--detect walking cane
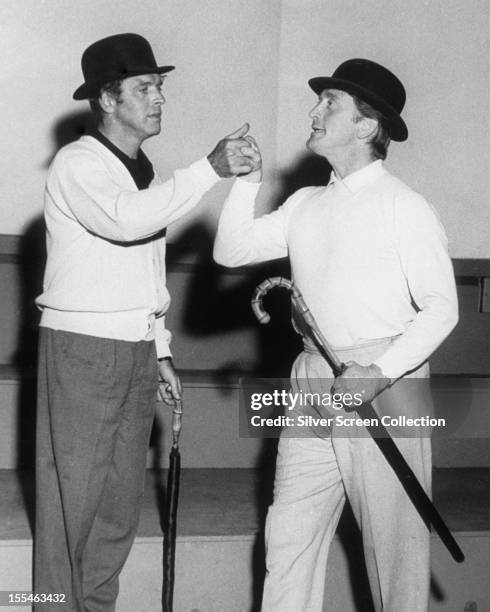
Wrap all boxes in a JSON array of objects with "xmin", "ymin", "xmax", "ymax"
[
  {"xmin": 251, "ymin": 277, "xmax": 464, "ymax": 563},
  {"xmin": 163, "ymin": 398, "xmax": 183, "ymax": 612}
]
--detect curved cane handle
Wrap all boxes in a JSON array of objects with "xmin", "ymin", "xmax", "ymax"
[
  {"xmin": 251, "ymin": 276, "xmax": 344, "ymax": 374},
  {"xmin": 251, "ymin": 276, "xmax": 294, "ymax": 324}
]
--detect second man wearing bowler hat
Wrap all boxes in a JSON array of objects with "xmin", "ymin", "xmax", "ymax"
[
  {"xmin": 214, "ymin": 59, "xmax": 458, "ymax": 610},
  {"xmin": 34, "ymin": 33, "xmax": 260, "ymax": 611}
]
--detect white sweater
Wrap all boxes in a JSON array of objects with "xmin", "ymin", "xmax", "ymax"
[
  {"xmin": 214, "ymin": 161, "xmax": 458, "ymax": 379},
  {"xmin": 36, "ymin": 135, "xmax": 219, "ymax": 357}
]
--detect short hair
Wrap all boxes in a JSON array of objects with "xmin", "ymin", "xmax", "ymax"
[
  {"xmin": 352, "ymin": 96, "xmax": 391, "ymax": 160},
  {"xmin": 89, "ymin": 79, "xmax": 123, "ymax": 122}
]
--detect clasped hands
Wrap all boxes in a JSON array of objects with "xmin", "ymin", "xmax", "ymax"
[
  {"xmin": 331, "ymin": 361, "xmax": 391, "ymax": 408},
  {"xmin": 207, "ymin": 123, "xmax": 262, "ymax": 181}
]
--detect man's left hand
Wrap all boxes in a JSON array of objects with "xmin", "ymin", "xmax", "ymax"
[
  {"xmin": 331, "ymin": 361, "xmax": 390, "ymax": 405},
  {"xmin": 158, "ymin": 357, "xmax": 182, "ymax": 407}
]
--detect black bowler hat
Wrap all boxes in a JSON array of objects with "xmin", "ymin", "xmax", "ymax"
[
  {"xmin": 73, "ymin": 33, "xmax": 175, "ymax": 100},
  {"xmin": 308, "ymin": 58, "xmax": 408, "ymax": 141}
]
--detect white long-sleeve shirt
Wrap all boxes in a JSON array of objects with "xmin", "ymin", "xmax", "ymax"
[
  {"xmin": 214, "ymin": 160, "xmax": 458, "ymax": 379},
  {"xmin": 36, "ymin": 135, "xmax": 220, "ymax": 357}
]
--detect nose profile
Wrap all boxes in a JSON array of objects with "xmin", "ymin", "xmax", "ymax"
[{"xmin": 309, "ymin": 103, "xmax": 319, "ymax": 119}]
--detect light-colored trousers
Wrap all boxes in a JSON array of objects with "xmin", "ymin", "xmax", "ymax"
[{"xmin": 261, "ymin": 338, "xmax": 432, "ymax": 612}]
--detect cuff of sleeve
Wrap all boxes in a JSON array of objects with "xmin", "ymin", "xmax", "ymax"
[
  {"xmin": 155, "ymin": 339, "xmax": 172, "ymax": 360},
  {"xmin": 372, "ymin": 354, "xmax": 404, "ymax": 381},
  {"xmin": 232, "ymin": 177, "xmax": 262, "ymax": 197},
  {"xmin": 189, "ymin": 157, "xmax": 221, "ymax": 191},
  {"xmin": 155, "ymin": 318, "xmax": 172, "ymax": 359}
]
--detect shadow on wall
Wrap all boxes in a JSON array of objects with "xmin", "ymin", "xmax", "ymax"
[
  {"xmin": 15, "ymin": 109, "xmax": 96, "ymax": 369},
  {"xmin": 13, "ymin": 110, "xmax": 95, "ymax": 531},
  {"xmin": 166, "ymin": 153, "xmax": 333, "ymax": 610},
  {"xmin": 173, "ymin": 151, "xmax": 333, "ymax": 378},
  {"xmin": 43, "ymin": 110, "xmax": 95, "ymax": 169},
  {"xmin": 13, "ymin": 124, "xmax": 401, "ymax": 609},
  {"xmin": 271, "ymin": 151, "xmax": 332, "ymax": 208},
  {"xmin": 170, "ymin": 222, "xmax": 299, "ymax": 377}
]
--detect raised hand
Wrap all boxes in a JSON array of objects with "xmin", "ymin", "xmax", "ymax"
[
  {"xmin": 207, "ymin": 123, "xmax": 262, "ymax": 178},
  {"xmin": 239, "ymin": 134, "xmax": 262, "ymax": 183}
]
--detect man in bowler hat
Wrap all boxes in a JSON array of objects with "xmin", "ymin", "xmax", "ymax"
[
  {"xmin": 34, "ymin": 33, "xmax": 260, "ymax": 610},
  {"xmin": 214, "ymin": 59, "xmax": 458, "ymax": 610}
]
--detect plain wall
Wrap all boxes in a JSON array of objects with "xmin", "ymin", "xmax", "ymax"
[
  {"xmin": 0, "ymin": 0, "xmax": 281, "ymax": 243},
  {"xmin": 275, "ymin": 0, "xmax": 490, "ymax": 257},
  {"xmin": 1, "ymin": 1, "xmax": 489, "ymax": 257}
]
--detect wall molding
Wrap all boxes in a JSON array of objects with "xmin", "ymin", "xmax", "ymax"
[{"xmin": 1, "ymin": 234, "xmax": 489, "ymax": 278}]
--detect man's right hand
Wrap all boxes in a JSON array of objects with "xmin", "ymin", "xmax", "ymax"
[{"xmin": 207, "ymin": 123, "xmax": 261, "ymax": 178}]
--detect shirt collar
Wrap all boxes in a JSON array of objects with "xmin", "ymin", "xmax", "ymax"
[{"xmin": 327, "ymin": 159, "xmax": 386, "ymax": 194}]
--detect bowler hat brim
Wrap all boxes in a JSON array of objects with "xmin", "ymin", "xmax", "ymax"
[
  {"xmin": 73, "ymin": 65, "xmax": 175, "ymax": 100},
  {"xmin": 308, "ymin": 76, "xmax": 408, "ymax": 142}
]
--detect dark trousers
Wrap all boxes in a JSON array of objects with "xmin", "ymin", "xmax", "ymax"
[{"xmin": 34, "ymin": 328, "xmax": 157, "ymax": 611}]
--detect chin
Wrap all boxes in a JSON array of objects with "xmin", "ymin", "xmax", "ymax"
[
  {"xmin": 306, "ymin": 137, "xmax": 319, "ymax": 154},
  {"xmin": 148, "ymin": 125, "xmax": 162, "ymax": 138}
]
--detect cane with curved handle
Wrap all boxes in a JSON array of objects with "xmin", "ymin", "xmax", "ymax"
[
  {"xmin": 252, "ymin": 276, "xmax": 345, "ymax": 375},
  {"xmin": 163, "ymin": 398, "xmax": 183, "ymax": 612},
  {"xmin": 251, "ymin": 276, "xmax": 464, "ymax": 563}
]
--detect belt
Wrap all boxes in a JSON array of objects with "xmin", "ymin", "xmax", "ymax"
[{"xmin": 302, "ymin": 334, "xmax": 400, "ymax": 355}]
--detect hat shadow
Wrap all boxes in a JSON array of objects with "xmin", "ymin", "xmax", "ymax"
[
  {"xmin": 43, "ymin": 109, "xmax": 95, "ymax": 168},
  {"xmin": 269, "ymin": 152, "xmax": 332, "ymax": 209}
]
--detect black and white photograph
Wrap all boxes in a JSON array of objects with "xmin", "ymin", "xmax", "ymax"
[{"xmin": 0, "ymin": 1, "xmax": 488, "ymax": 610}]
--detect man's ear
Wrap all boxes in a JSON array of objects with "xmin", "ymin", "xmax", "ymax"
[
  {"xmin": 356, "ymin": 116, "xmax": 378, "ymax": 141},
  {"xmin": 99, "ymin": 91, "xmax": 117, "ymax": 115}
]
